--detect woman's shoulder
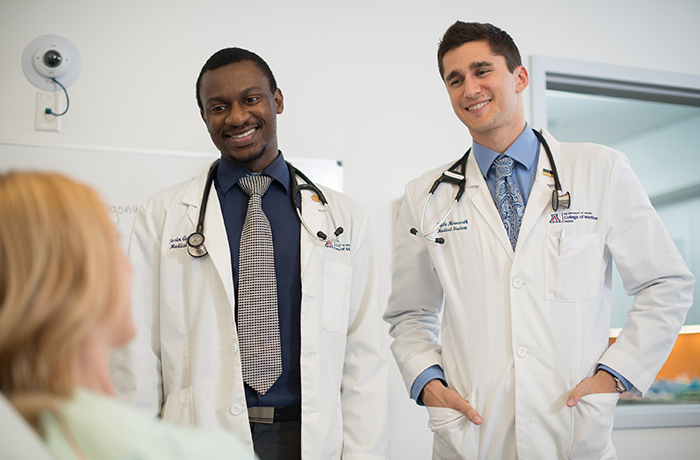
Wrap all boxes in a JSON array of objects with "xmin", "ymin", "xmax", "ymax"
[{"xmin": 41, "ymin": 389, "xmax": 254, "ymax": 460}]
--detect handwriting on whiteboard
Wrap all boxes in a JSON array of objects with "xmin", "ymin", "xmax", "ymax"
[{"xmin": 106, "ymin": 204, "xmax": 139, "ymax": 225}]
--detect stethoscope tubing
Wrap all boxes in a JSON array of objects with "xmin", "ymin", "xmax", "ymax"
[
  {"xmin": 187, "ymin": 160, "xmax": 342, "ymax": 258},
  {"xmin": 413, "ymin": 129, "xmax": 570, "ymax": 244}
]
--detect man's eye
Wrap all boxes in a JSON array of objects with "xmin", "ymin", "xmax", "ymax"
[
  {"xmin": 449, "ymin": 78, "xmax": 462, "ymax": 87},
  {"xmin": 210, "ymin": 105, "xmax": 225, "ymax": 113},
  {"xmin": 245, "ymin": 96, "xmax": 260, "ymax": 104}
]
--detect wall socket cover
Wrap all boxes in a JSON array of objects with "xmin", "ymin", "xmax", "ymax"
[{"xmin": 35, "ymin": 91, "xmax": 61, "ymax": 132}]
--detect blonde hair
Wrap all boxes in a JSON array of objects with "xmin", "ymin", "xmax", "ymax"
[{"xmin": 0, "ymin": 172, "xmax": 127, "ymax": 427}]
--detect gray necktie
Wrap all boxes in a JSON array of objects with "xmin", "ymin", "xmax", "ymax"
[
  {"xmin": 493, "ymin": 155, "xmax": 525, "ymax": 251},
  {"xmin": 237, "ymin": 174, "xmax": 282, "ymax": 395}
]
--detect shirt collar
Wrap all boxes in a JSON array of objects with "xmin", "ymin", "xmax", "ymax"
[
  {"xmin": 216, "ymin": 151, "xmax": 292, "ymax": 195},
  {"xmin": 473, "ymin": 123, "xmax": 539, "ymax": 178}
]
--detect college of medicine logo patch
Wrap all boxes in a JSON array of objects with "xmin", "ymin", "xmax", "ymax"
[
  {"xmin": 549, "ymin": 214, "xmax": 561, "ymax": 224},
  {"xmin": 325, "ymin": 241, "xmax": 351, "ymax": 252}
]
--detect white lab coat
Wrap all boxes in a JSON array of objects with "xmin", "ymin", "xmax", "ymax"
[
  {"xmin": 111, "ymin": 160, "xmax": 390, "ymax": 460},
  {"xmin": 384, "ymin": 130, "xmax": 694, "ymax": 460}
]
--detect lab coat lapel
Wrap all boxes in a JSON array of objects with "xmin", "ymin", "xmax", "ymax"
[
  {"xmin": 299, "ymin": 187, "xmax": 327, "ymax": 279},
  {"xmin": 516, "ymin": 138, "xmax": 555, "ymax": 251},
  {"xmin": 183, "ymin": 165, "xmax": 235, "ymax": 309},
  {"xmin": 464, "ymin": 153, "xmax": 515, "ymax": 259}
]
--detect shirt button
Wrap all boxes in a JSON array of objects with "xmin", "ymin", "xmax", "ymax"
[
  {"xmin": 512, "ymin": 279, "xmax": 523, "ymax": 288},
  {"xmin": 516, "ymin": 347, "xmax": 527, "ymax": 357},
  {"xmin": 230, "ymin": 405, "xmax": 242, "ymax": 415},
  {"xmin": 232, "ymin": 343, "xmax": 238, "ymax": 353}
]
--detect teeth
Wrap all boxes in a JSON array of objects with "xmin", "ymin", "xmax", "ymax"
[
  {"xmin": 468, "ymin": 101, "xmax": 490, "ymax": 111},
  {"xmin": 231, "ymin": 128, "xmax": 256, "ymax": 139}
]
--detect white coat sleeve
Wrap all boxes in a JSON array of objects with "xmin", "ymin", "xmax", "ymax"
[
  {"xmin": 338, "ymin": 210, "xmax": 390, "ymax": 460},
  {"xmin": 110, "ymin": 203, "xmax": 164, "ymax": 417},
  {"xmin": 599, "ymin": 152, "xmax": 694, "ymax": 396},
  {"xmin": 383, "ymin": 185, "xmax": 446, "ymax": 395}
]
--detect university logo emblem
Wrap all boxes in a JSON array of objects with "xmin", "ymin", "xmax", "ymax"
[{"xmin": 549, "ymin": 214, "xmax": 561, "ymax": 224}]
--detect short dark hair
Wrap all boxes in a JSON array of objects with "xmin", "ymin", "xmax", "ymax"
[
  {"xmin": 437, "ymin": 22, "xmax": 522, "ymax": 79},
  {"xmin": 196, "ymin": 47, "xmax": 278, "ymax": 111}
]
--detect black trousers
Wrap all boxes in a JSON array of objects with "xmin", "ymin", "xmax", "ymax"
[{"xmin": 250, "ymin": 419, "xmax": 301, "ymax": 460}]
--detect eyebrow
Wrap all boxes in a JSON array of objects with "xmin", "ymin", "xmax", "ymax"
[
  {"xmin": 444, "ymin": 69, "xmax": 463, "ymax": 82},
  {"xmin": 470, "ymin": 61, "xmax": 493, "ymax": 71},
  {"xmin": 241, "ymin": 86, "xmax": 265, "ymax": 95},
  {"xmin": 444, "ymin": 61, "xmax": 494, "ymax": 82},
  {"xmin": 204, "ymin": 86, "xmax": 266, "ymax": 105}
]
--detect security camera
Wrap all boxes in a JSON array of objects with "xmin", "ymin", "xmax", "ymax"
[
  {"xmin": 22, "ymin": 35, "xmax": 81, "ymax": 91},
  {"xmin": 33, "ymin": 44, "xmax": 71, "ymax": 78},
  {"xmin": 43, "ymin": 50, "xmax": 63, "ymax": 68}
]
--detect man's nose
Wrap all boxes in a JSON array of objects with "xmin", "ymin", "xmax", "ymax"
[
  {"xmin": 463, "ymin": 77, "xmax": 481, "ymax": 99},
  {"xmin": 226, "ymin": 103, "xmax": 250, "ymax": 125}
]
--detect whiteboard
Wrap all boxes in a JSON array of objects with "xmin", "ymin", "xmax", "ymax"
[{"xmin": 0, "ymin": 141, "xmax": 343, "ymax": 250}]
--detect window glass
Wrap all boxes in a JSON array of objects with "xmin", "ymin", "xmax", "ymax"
[{"xmin": 546, "ymin": 89, "xmax": 700, "ymax": 328}]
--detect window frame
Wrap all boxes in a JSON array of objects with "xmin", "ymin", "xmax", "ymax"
[{"xmin": 530, "ymin": 56, "xmax": 700, "ymax": 429}]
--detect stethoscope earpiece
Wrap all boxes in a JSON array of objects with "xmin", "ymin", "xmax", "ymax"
[
  {"xmin": 411, "ymin": 227, "xmax": 445, "ymax": 244},
  {"xmin": 290, "ymin": 164, "xmax": 343, "ymax": 244}
]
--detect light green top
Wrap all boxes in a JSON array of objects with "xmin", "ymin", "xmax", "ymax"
[{"xmin": 40, "ymin": 389, "xmax": 255, "ymax": 460}]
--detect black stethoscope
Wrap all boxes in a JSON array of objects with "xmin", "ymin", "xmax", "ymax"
[
  {"xmin": 187, "ymin": 159, "xmax": 344, "ymax": 258},
  {"xmin": 411, "ymin": 129, "xmax": 571, "ymax": 244}
]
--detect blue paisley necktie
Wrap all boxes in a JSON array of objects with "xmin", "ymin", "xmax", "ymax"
[{"xmin": 493, "ymin": 155, "xmax": 525, "ymax": 251}]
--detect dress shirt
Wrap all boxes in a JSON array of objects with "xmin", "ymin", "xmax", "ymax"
[
  {"xmin": 473, "ymin": 122, "xmax": 540, "ymax": 206},
  {"xmin": 215, "ymin": 152, "xmax": 302, "ymax": 408},
  {"xmin": 410, "ymin": 124, "xmax": 631, "ymax": 404}
]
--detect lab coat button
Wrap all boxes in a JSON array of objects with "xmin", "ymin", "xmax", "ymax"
[
  {"xmin": 512, "ymin": 279, "xmax": 523, "ymax": 288},
  {"xmin": 516, "ymin": 347, "xmax": 527, "ymax": 357},
  {"xmin": 230, "ymin": 405, "xmax": 242, "ymax": 415}
]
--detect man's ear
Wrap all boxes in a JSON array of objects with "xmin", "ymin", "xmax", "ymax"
[
  {"xmin": 275, "ymin": 88, "xmax": 284, "ymax": 114},
  {"xmin": 514, "ymin": 65, "xmax": 529, "ymax": 94}
]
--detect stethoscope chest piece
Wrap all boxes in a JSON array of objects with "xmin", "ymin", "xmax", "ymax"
[
  {"xmin": 187, "ymin": 232, "xmax": 208, "ymax": 258},
  {"xmin": 552, "ymin": 189, "xmax": 571, "ymax": 212}
]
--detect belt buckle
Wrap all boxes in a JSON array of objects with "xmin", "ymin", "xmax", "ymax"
[{"xmin": 248, "ymin": 406, "xmax": 275, "ymax": 424}]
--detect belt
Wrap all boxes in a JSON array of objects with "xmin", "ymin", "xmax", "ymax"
[{"xmin": 248, "ymin": 405, "xmax": 301, "ymax": 424}]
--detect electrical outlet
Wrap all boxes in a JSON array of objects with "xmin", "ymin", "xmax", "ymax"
[{"xmin": 35, "ymin": 90, "xmax": 61, "ymax": 132}]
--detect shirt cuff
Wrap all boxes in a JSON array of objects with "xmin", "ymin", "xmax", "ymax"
[
  {"xmin": 410, "ymin": 365, "xmax": 446, "ymax": 406},
  {"xmin": 597, "ymin": 364, "xmax": 632, "ymax": 393}
]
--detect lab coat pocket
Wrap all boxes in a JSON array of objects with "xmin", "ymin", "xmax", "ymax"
[
  {"xmin": 546, "ymin": 234, "xmax": 601, "ymax": 302},
  {"xmin": 427, "ymin": 401, "xmax": 478, "ymax": 460},
  {"xmin": 322, "ymin": 260, "xmax": 353, "ymax": 333},
  {"xmin": 161, "ymin": 386, "xmax": 194, "ymax": 426},
  {"xmin": 568, "ymin": 392, "xmax": 618, "ymax": 460}
]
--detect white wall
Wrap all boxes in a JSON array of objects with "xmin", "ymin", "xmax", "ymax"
[{"xmin": 2, "ymin": 0, "xmax": 700, "ymax": 458}]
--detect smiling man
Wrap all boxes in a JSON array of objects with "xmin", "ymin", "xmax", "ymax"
[
  {"xmin": 112, "ymin": 48, "xmax": 389, "ymax": 460},
  {"xmin": 384, "ymin": 22, "xmax": 694, "ymax": 459}
]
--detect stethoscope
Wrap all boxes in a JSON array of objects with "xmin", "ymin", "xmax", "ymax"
[
  {"xmin": 411, "ymin": 129, "xmax": 571, "ymax": 244},
  {"xmin": 187, "ymin": 159, "xmax": 344, "ymax": 258}
]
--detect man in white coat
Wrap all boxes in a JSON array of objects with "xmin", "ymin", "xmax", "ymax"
[
  {"xmin": 384, "ymin": 21, "xmax": 694, "ymax": 459},
  {"xmin": 111, "ymin": 48, "xmax": 389, "ymax": 460}
]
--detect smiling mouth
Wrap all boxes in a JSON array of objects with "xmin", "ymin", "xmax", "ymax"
[
  {"xmin": 468, "ymin": 100, "xmax": 491, "ymax": 111},
  {"xmin": 227, "ymin": 127, "xmax": 257, "ymax": 139}
]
